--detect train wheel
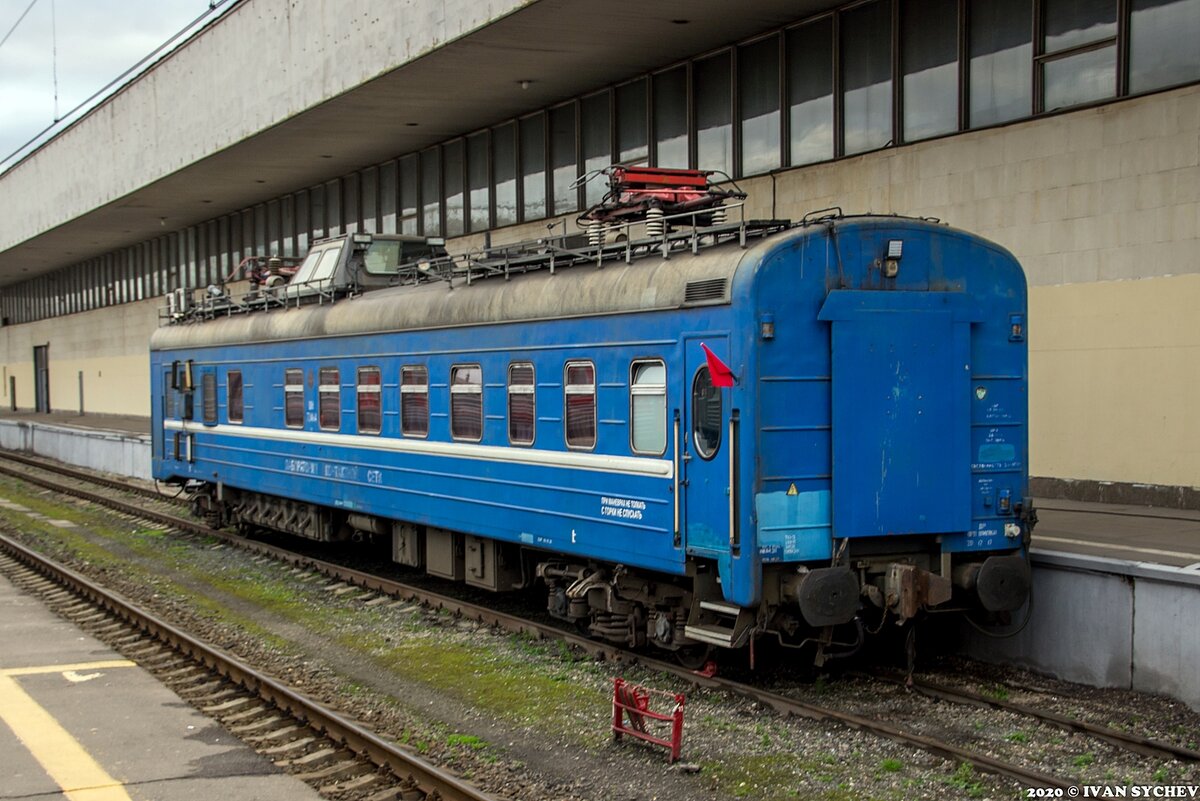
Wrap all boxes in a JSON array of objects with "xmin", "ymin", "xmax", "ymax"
[{"xmin": 674, "ymin": 644, "xmax": 712, "ymax": 670}]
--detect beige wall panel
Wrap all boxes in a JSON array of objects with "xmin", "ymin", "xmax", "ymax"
[
  {"xmin": 1029, "ymin": 275, "xmax": 1200, "ymax": 487},
  {"xmin": 0, "ymin": 299, "xmax": 158, "ymax": 416}
]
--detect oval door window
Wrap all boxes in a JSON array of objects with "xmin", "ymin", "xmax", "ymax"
[{"xmin": 691, "ymin": 366, "xmax": 722, "ymax": 459}]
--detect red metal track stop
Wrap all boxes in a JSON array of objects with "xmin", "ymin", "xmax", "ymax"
[{"xmin": 611, "ymin": 677, "xmax": 686, "ymax": 763}]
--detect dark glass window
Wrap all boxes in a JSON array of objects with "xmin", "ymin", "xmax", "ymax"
[
  {"xmin": 361, "ymin": 167, "xmax": 378, "ymax": 234},
  {"xmin": 903, "ymin": 0, "xmax": 959, "ymax": 141},
  {"xmin": 630, "ymin": 360, "xmax": 666, "ymax": 455},
  {"xmin": 493, "ymin": 123, "xmax": 518, "ymax": 227},
  {"xmin": 467, "ymin": 132, "xmax": 490, "ymax": 232},
  {"xmin": 581, "ymin": 92, "xmax": 611, "ymax": 207},
  {"xmin": 380, "ymin": 161, "xmax": 397, "ymax": 234},
  {"xmin": 357, "ymin": 366, "xmax": 381, "ymax": 435},
  {"xmin": 654, "ymin": 67, "xmax": 689, "ymax": 168},
  {"xmin": 202, "ymin": 372, "xmax": 217, "ymax": 424},
  {"xmin": 1041, "ymin": 0, "xmax": 1117, "ymax": 110},
  {"xmin": 739, "ymin": 36, "xmax": 781, "ymax": 175},
  {"xmin": 443, "ymin": 139, "xmax": 465, "ymax": 237},
  {"xmin": 1129, "ymin": 0, "xmax": 1200, "ymax": 92},
  {"xmin": 451, "ymin": 364, "xmax": 483, "ymax": 441},
  {"xmin": 787, "ymin": 19, "xmax": 835, "ymax": 165},
  {"xmin": 1044, "ymin": 47, "xmax": 1116, "ymax": 110},
  {"xmin": 318, "ymin": 367, "xmax": 340, "ymax": 431},
  {"xmin": 325, "ymin": 182, "xmax": 341, "ymax": 237},
  {"xmin": 565, "ymin": 361, "xmax": 596, "ymax": 449},
  {"xmin": 400, "ymin": 366, "xmax": 429, "ymax": 437},
  {"xmin": 507, "ymin": 362, "xmax": 535, "ymax": 446},
  {"xmin": 399, "ymin": 154, "xmax": 419, "ymax": 235},
  {"xmin": 550, "ymin": 104, "xmax": 578, "ymax": 216},
  {"xmin": 227, "ymin": 370, "xmax": 243, "ymax": 424},
  {"xmin": 285, "ymin": 368, "xmax": 304, "ymax": 428},
  {"xmin": 342, "ymin": 174, "xmax": 359, "ymax": 234},
  {"xmin": 520, "ymin": 114, "xmax": 546, "ymax": 221},
  {"xmin": 1045, "ymin": 0, "xmax": 1116, "ymax": 50},
  {"xmin": 617, "ymin": 79, "xmax": 648, "ymax": 164},
  {"xmin": 420, "ymin": 148, "xmax": 441, "ymax": 235},
  {"xmin": 695, "ymin": 53, "xmax": 733, "ymax": 174},
  {"xmin": 969, "ymin": 0, "xmax": 1033, "ymax": 127},
  {"xmin": 692, "ymin": 367, "xmax": 722, "ymax": 459},
  {"xmin": 842, "ymin": 0, "xmax": 893, "ymax": 154}
]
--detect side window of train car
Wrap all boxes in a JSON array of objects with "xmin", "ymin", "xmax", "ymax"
[
  {"xmin": 450, "ymin": 364, "xmax": 483, "ymax": 442},
  {"xmin": 227, "ymin": 370, "xmax": 244, "ymax": 424},
  {"xmin": 630, "ymin": 359, "xmax": 666, "ymax": 455},
  {"xmin": 564, "ymin": 361, "xmax": 596, "ymax": 450},
  {"xmin": 318, "ymin": 367, "xmax": 341, "ymax": 431},
  {"xmin": 507, "ymin": 362, "xmax": 535, "ymax": 446},
  {"xmin": 201, "ymin": 371, "xmax": 218, "ymax": 425},
  {"xmin": 691, "ymin": 366, "xmax": 721, "ymax": 459},
  {"xmin": 284, "ymin": 368, "xmax": 304, "ymax": 428},
  {"xmin": 357, "ymin": 366, "xmax": 382, "ymax": 435},
  {"xmin": 400, "ymin": 365, "xmax": 429, "ymax": 437}
]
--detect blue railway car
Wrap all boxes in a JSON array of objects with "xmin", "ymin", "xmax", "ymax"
[{"xmin": 150, "ymin": 216, "xmax": 1034, "ymax": 664}]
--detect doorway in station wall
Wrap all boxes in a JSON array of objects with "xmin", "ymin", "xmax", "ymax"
[{"xmin": 33, "ymin": 344, "xmax": 49, "ymax": 413}]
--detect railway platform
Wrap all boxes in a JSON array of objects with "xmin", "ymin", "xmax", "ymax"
[{"xmin": 0, "ymin": 569, "xmax": 322, "ymax": 801}]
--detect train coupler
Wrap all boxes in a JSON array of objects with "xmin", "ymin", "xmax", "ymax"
[{"xmin": 884, "ymin": 563, "xmax": 952, "ymax": 623}]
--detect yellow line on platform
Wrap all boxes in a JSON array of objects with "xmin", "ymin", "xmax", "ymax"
[
  {"xmin": 0, "ymin": 659, "xmax": 135, "ymax": 677},
  {"xmin": 0, "ymin": 669, "xmax": 134, "ymax": 801}
]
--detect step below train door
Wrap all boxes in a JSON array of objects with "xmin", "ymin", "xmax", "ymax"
[{"xmin": 818, "ymin": 291, "xmax": 980, "ymax": 539}]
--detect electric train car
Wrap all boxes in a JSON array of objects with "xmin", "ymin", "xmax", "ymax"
[{"xmin": 150, "ymin": 214, "xmax": 1034, "ymax": 665}]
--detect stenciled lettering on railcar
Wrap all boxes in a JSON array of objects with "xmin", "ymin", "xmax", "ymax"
[
  {"xmin": 284, "ymin": 458, "xmax": 319, "ymax": 475},
  {"xmin": 324, "ymin": 464, "xmax": 359, "ymax": 481},
  {"xmin": 600, "ymin": 495, "xmax": 646, "ymax": 521}
]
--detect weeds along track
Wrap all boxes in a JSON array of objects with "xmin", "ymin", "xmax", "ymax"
[{"xmin": 2, "ymin": 449, "xmax": 1196, "ymax": 792}]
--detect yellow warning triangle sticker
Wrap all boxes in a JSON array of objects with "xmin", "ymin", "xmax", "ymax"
[{"xmin": 786, "ymin": 483, "xmax": 798, "ymax": 496}]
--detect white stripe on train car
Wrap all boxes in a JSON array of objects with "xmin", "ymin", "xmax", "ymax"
[{"xmin": 162, "ymin": 420, "xmax": 673, "ymax": 479}]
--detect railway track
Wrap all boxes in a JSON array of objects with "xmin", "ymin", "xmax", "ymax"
[
  {"xmin": 1, "ymin": 450, "xmax": 1195, "ymax": 792},
  {"xmin": 0, "ymin": 533, "xmax": 502, "ymax": 801}
]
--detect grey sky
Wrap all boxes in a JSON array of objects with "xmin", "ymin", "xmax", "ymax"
[{"xmin": 0, "ymin": 0, "xmax": 219, "ymax": 169}]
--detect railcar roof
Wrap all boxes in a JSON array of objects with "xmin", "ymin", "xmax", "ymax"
[{"xmin": 147, "ymin": 215, "xmax": 970, "ymax": 352}]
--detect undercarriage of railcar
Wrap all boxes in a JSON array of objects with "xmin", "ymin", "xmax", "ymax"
[{"xmin": 182, "ymin": 480, "xmax": 1033, "ymax": 667}]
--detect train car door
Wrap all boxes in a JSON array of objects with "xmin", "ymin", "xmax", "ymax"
[
  {"xmin": 33, "ymin": 344, "xmax": 50, "ymax": 413},
  {"xmin": 681, "ymin": 335, "xmax": 731, "ymax": 557}
]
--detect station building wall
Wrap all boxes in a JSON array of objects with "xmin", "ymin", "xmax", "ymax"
[{"xmin": 0, "ymin": 298, "xmax": 157, "ymax": 417}]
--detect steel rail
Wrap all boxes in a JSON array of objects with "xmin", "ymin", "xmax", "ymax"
[
  {"xmin": 865, "ymin": 671, "xmax": 1200, "ymax": 763},
  {"xmin": 0, "ymin": 532, "xmax": 502, "ymax": 801},
  {"xmin": 0, "ymin": 451, "xmax": 1082, "ymax": 789}
]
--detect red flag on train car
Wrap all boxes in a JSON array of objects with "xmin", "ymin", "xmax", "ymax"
[{"xmin": 700, "ymin": 342, "xmax": 736, "ymax": 387}]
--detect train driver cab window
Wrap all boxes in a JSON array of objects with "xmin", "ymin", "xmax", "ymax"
[
  {"xmin": 508, "ymin": 362, "xmax": 535, "ymax": 446},
  {"xmin": 450, "ymin": 364, "xmax": 483, "ymax": 441},
  {"xmin": 692, "ymin": 366, "xmax": 722, "ymax": 459},
  {"xmin": 357, "ymin": 366, "xmax": 382, "ymax": 434},
  {"xmin": 400, "ymin": 365, "xmax": 429, "ymax": 437},
  {"xmin": 201, "ymin": 372, "xmax": 218, "ymax": 425},
  {"xmin": 630, "ymin": 360, "xmax": 666, "ymax": 455},
  {"xmin": 227, "ymin": 370, "xmax": 243, "ymax": 423},
  {"xmin": 565, "ymin": 361, "xmax": 596, "ymax": 450},
  {"xmin": 318, "ymin": 367, "xmax": 340, "ymax": 431},
  {"xmin": 284, "ymin": 368, "xmax": 304, "ymax": 428}
]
